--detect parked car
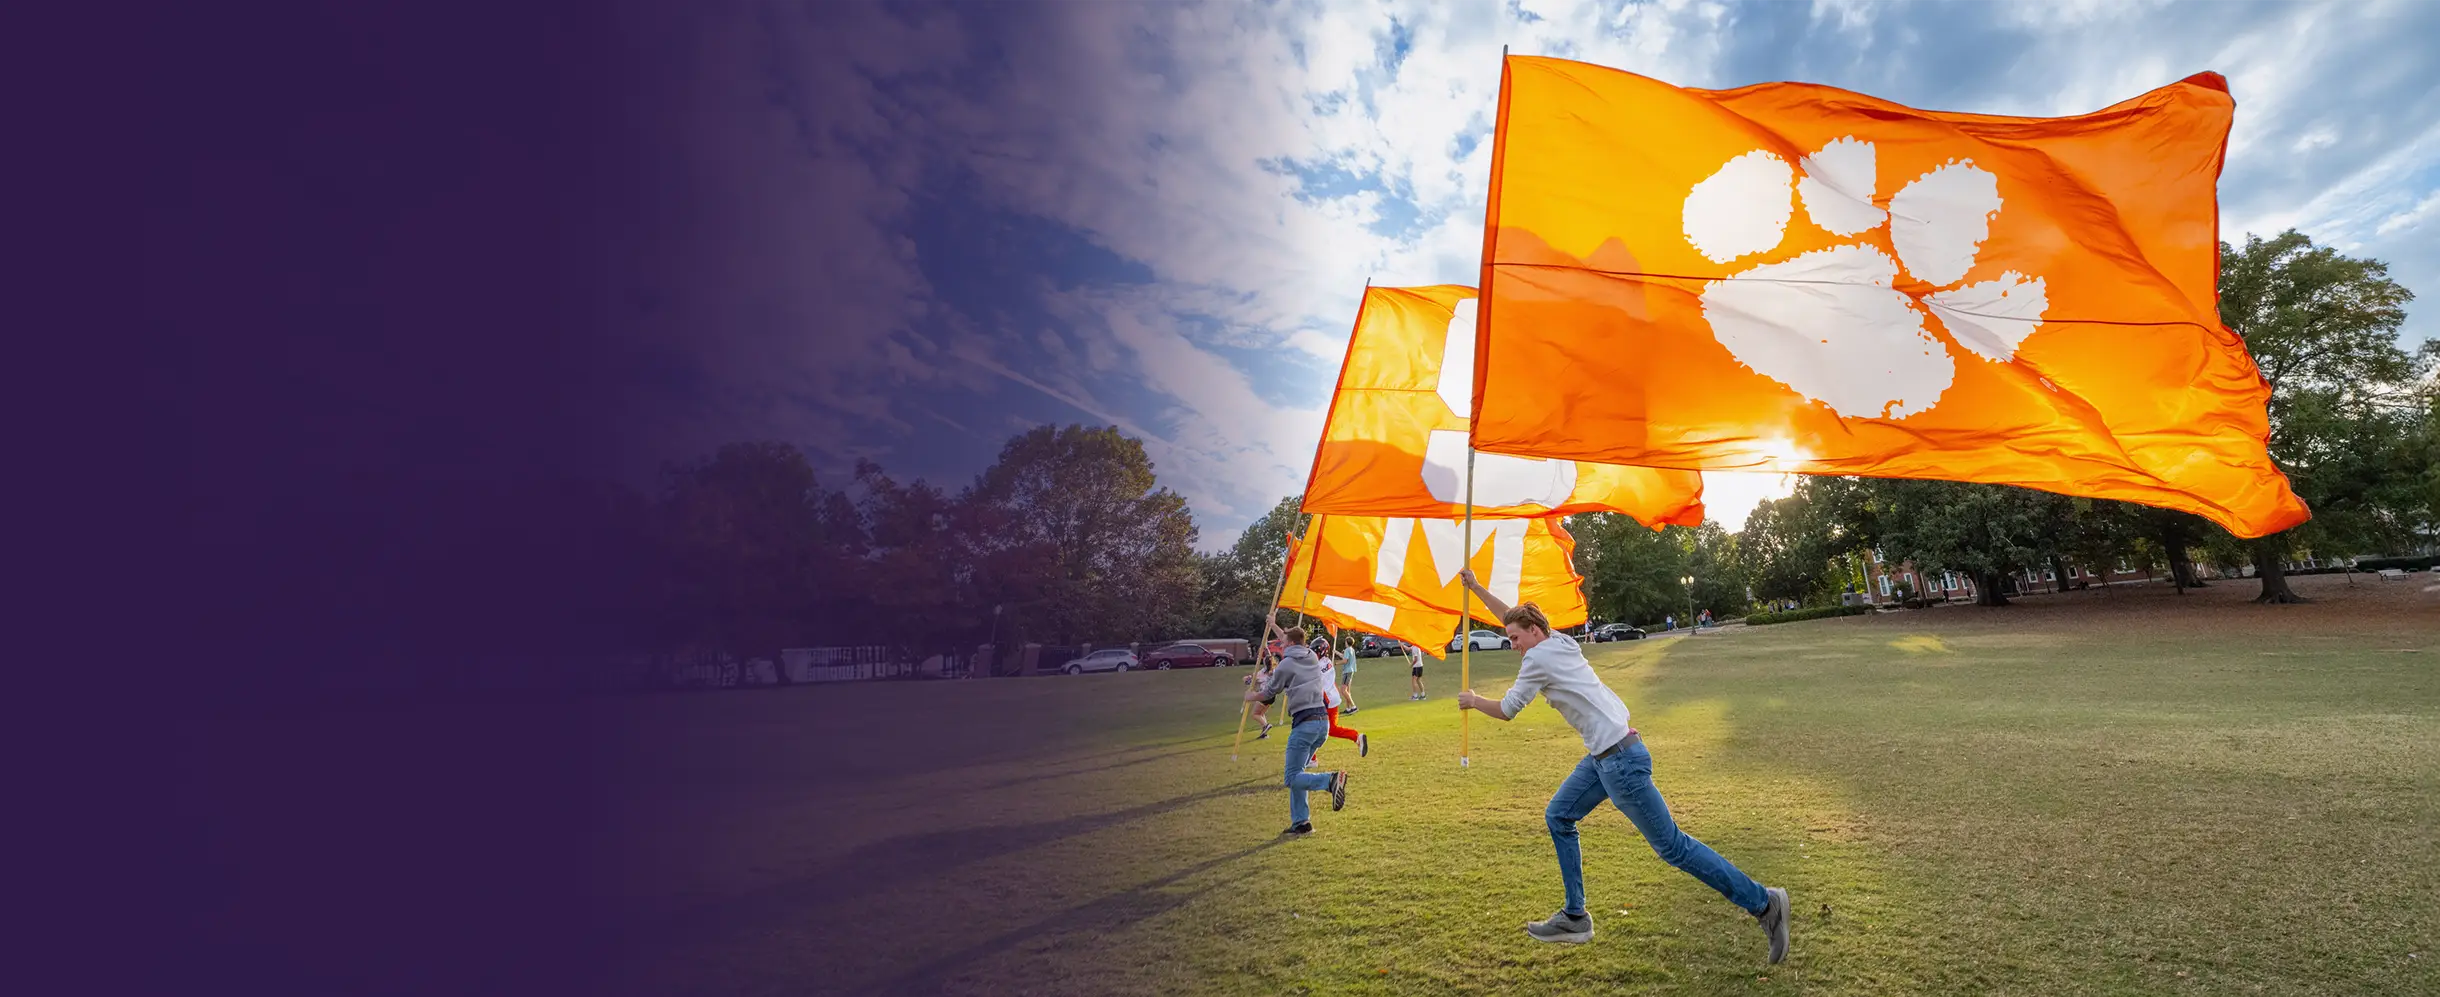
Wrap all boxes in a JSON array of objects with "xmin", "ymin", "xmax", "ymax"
[
  {"xmin": 1142, "ymin": 642, "xmax": 1234, "ymax": 669},
  {"xmin": 1060, "ymin": 649, "xmax": 1138, "ymax": 674},
  {"xmin": 1589, "ymin": 623, "xmax": 1646, "ymax": 642},
  {"xmin": 1357, "ymin": 635, "xmax": 1407, "ymax": 658},
  {"xmin": 1447, "ymin": 629, "xmax": 1511, "ymax": 652}
]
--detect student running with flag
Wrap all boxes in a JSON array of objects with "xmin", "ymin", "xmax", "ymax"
[
  {"xmin": 1453, "ymin": 568, "xmax": 1789, "ymax": 962},
  {"xmin": 1243, "ymin": 613, "xmax": 1347, "ymax": 836},
  {"xmin": 1310, "ymin": 643, "xmax": 1367, "ymax": 765}
]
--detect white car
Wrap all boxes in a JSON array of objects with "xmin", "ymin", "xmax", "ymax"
[
  {"xmin": 1447, "ymin": 629, "xmax": 1511, "ymax": 652},
  {"xmin": 1061, "ymin": 649, "xmax": 1138, "ymax": 674}
]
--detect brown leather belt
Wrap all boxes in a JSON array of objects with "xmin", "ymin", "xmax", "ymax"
[{"xmin": 1593, "ymin": 729, "xmax": 1644, "ymax": 759}]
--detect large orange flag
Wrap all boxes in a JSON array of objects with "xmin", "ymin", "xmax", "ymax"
[
  {"xmin": 1303, "ymin": 513, "xmax": 1588, "ymax": 633},
  {"xmin": 1469, "ymin": 56, "xmax": 2306, "ymax": 538},
  {"xmin": 1303, "ymin": 284, "xmax": 1705, "ymax": 526},
  {"xmin": 1278, "ymin": 520, "xmax": 1463, "ymax": 660}
]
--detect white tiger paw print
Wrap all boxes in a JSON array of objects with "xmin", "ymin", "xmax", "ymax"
[{"xmin": 1682, "ymin": 137, "xmax": 2048, "ymax": 419}]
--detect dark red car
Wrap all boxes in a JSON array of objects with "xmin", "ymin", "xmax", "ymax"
[{"xmin": 1142, "ymin": 642, "xmax": 1236, "ymax": 669}]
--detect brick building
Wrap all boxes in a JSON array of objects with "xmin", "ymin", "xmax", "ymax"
[{"xmin": 1851, "ymin": 549, "xmax": 2182, "ymax": 606}]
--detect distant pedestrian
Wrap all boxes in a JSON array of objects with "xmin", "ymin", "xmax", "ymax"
[
  {"xmin": 1453, "ymin": 568, "xmax": 1789, "ymax": 962},
  {"xmin": 1243, "ymin": 658, "xmax": 1276, "ymax": 739},
  {"xmin": 1244, "ymin": 614, "xmax": 1347, "ymax": 836},
  {"xmin": 1336, "ymin": 639, "xmax": 1361, "ymax": 714},
  {"xmin": 1407, "ymin": 641, "xmax": 1426, "ymax": 700}
]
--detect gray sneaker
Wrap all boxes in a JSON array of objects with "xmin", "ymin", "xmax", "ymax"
[
  {"xmin": 1328, "ymin": 770, "xmax": 1349, "ymax": 811},
  {"xmin": 1757, "ymin": 886, "xmax": 1789, "ymax": 964},
  {"xmin": 1524, "ymin": 909, "xmax": 1593, "ymax": 944}
]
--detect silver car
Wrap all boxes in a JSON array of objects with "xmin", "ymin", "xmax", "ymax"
[
  {"xmin": 1446, "ymin": 629, "xmax": 1511, "ymax": 652},
  {"xmin": 1061, "ymin": 649, "xmax": 1138, "ymax": 674}
]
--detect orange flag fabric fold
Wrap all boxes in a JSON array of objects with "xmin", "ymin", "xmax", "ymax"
[
  {"xmin": 1302, "ymin": 513, "xmax": 1588, "ymax": 634},
  {"xmin": 1303, "ymin": 284, "xmax": 1704, "ymax": 527},
  {"xmin": 1469, "ymin": 55, "xmax": 2306, "ymax": 538},
  {"xmin": 1278, "ymin": 521, "xmax": 1464, "ymax": 660}
]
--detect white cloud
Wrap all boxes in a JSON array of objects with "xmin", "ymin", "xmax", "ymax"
[
  {"xmin": 968, "ymin": 0, "xmax": 1747, "ymax": 543},
  {"xmin": 2376, "ymin": 190, "xmax": 2440, "ymax": 237},
  {"xmin": 1286, "ymin": 329, "xmax": 1348, "ymax": 360}
]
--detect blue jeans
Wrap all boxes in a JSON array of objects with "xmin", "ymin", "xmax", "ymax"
[
  {"xmin": 1546, "ymin": 741, "xmax": 1767, "ymax": 915},
  {"xmin": 1282, "ymin": 718, "xmax": 1334, "ymax": 823}
]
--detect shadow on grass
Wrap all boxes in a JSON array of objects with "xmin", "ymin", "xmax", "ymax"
[
  {"xmin": 963, "ymin": 740, "xmax": 1233, "ymax": 796},
  {"xmin": 617, "ymin": 779, "xmax": 1277, "ymax": 950},
  {"xmin": 847, "ymin": 836, "xmax": 1290, "ymax": 997}
]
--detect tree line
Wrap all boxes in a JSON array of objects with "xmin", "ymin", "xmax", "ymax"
[{"xmin": 622, "ymin": 425, "xmax": 1203, "ymax": 680}]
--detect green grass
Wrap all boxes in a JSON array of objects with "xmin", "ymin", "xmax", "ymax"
[
  {"xmin": 1745, "ymin": 605, "xmax": 1873, "ymax": 625},
  {"xmin": 598, "ymin": 575, "xmax": 2439, "ymax": 996}
]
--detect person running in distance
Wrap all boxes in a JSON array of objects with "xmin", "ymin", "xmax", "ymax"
[
  {"xmin": 1452, "ymin": 568, "xmax": 1789, "ymax": 963},
  {"xmin": 1244, "ymin": 656, "xmax": 1275, "ymax": 739},
  {"xmin": 1335, "ymin": 638, "xmax": 1361, "ymax": 714},
  {"xmin": 1244, "ymin": 613, "xmax": 1347, "ymax": 836}
]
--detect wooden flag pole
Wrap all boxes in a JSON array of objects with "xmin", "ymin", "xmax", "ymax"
[
  {"xmin": 1293, "ymin": 278, "xmax": 1366, "ymax": 642},
  {"xmin": 1233, "ymin": 517, "xmax": 1305, "ymax": 761},
  {"xmin": 1458, "ymin": 51, "xmax": 1504, "ymax": 770},
  {"xmin": 1460, "ymin": 448, "xmax": 1476, "ymax": 768}
]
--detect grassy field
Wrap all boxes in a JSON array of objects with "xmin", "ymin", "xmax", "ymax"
[{"xmin": 595, "ymin": 574, "xmax": 2437, "ymax": 996}]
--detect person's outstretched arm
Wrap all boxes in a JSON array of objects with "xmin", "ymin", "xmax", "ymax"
[
  {"xmin": 1456, "ymin": 689, "xmax": 1514, "ymax": 720},
  {"xmin": 1458, "ymin": 653, "xmax": 1547, "ymax": 720},
  {"xmin": 1458, "ymin": 568, "xmax": 1511, "ymax": 623}
]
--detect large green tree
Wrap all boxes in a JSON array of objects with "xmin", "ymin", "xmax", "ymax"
[
  {"xmin": 2133, "ymin": 505, "xmax": 2214, "ymax": 592},
  {"xmin": 1860, "ymin": 480, "xmax": 2054, "ymax": 606},
  {"xmin": 1683, "ymin": 521, "xmax": 1750, "ymax": 618},
  {"xmin": 964, "ymin": 424, "xmax": 1201, "ymax": 643},
  {"xmin": 2056, "ymin": 498, "xmax": 2149, "ymax": 594},
  {"xmin": 854, "ymin": 461, "xmax": 975, "ymax": 654},
  {"xmin": 1569, "ymin": 516, "xmax": 1746, "ymax": 625},
  {"xmin": 657, "ymin": 442, "xmax": 851, "ymax": 681},
  {"xmin": 1193, "ymin": 495, "xmax": 1306, "ymax": 641},
  {"xmin": 2416, "ymin": 347, "xmax": 2440, "ymax": 548},
  {"xmin": 2220, "ymin": 231, "xmax": 2422, "ymax": 602},
  {"xmin": 1738, "ymin": 477, "xmax": 1869, "ymax": 606}
]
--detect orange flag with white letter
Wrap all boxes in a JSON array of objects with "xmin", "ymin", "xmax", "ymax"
[
  {"xmin": 1302, "ymin": 513, "xmax": 1587, "ymax": 633},
  {"xmin": 1469, "ymin": 56, "xmax": 2306, "ymax": 538},
  {"xmin": 1279, "ymin": 520, "xmax": 1463, "ymax": 660},
  {"xmin": 1303, "ymin": 284, "xmax": 1705, "ymax": 526}
]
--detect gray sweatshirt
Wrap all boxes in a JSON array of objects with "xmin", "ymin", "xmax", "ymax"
[
  {"xmin": 1260, "ymin": 646, "xmax": 1333, "ymax": 718},
  {"xmin": 1498, "ymin": 633, "xmax": 1632, "ymax": 754}
]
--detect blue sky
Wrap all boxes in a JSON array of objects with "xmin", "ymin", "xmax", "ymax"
[{"xmin": 613, "ymin": 0, "xmax": 2440, "ymax": 549}]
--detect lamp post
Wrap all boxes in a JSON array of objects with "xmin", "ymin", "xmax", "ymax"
[{"xmin": 1681, "ymin": 575, "xmax": 1695, "ymax": 632}]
